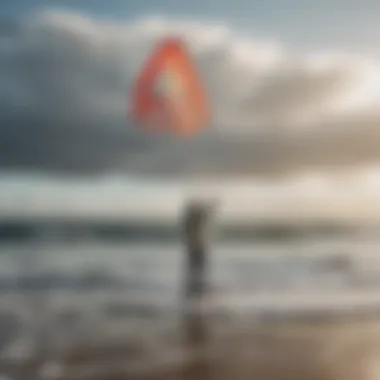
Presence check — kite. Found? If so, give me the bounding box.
[130,37,209,136]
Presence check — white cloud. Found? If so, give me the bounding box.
[1,10,380,177]
[2,170,380,222]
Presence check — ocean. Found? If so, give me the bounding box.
[2,231,380,379]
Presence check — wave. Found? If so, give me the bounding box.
[0,218,371,243]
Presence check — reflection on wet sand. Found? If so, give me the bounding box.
[3,319,375,380]
[0,313,20,354]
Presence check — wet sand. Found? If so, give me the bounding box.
[32,318,379,380]
[126,322,380,380]
[3,308,380,380]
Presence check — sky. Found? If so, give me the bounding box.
[3,169,380,223]
[3,0,380,55]
[2,0,380,218]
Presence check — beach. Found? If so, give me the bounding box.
[30,319,380,380]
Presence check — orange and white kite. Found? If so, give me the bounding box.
[130,37,209,136]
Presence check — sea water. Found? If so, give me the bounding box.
[1,234,380,362]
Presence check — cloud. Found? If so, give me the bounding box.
[1,10,380,177]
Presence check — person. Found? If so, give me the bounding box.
[181,198,217,346]
[182,199,215,301]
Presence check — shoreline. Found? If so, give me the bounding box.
[3,318,380,380]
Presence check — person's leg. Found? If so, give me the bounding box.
[183,248,208,346]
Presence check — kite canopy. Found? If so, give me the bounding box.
[130,37,209,136]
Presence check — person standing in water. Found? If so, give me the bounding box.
[182,200,212,299]
[181,199,217,345]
